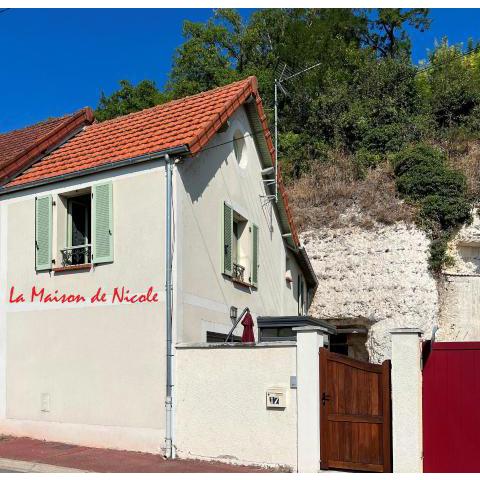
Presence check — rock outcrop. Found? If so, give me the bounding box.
[302,222,439,362]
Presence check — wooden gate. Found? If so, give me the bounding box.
[423,341,480,473]
[319,348,392,472]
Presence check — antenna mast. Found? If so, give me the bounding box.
[271,61,322,203]
[261,61,323,231]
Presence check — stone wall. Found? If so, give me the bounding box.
[302,223,439,362]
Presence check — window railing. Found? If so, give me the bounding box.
[61,244,92,266]
[232,262,246,283]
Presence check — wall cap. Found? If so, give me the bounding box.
[175,341,296,349]
[292,326,329,333]
[390,328,424,335]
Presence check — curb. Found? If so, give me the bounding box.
[0,457,89,473]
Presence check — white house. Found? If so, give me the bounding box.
[0,77,317,455]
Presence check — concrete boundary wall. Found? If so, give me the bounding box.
[175,342,298,470]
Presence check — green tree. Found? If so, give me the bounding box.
[359,8,431,58]
[166,10,245,98]
[164,8,432,177]
[95,7,432,173]
[418,39,480,132]
[392,143,472,270]
[95,80,165,122]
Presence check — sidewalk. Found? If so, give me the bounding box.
[0,436,271,473]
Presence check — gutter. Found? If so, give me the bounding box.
[0,145,189,196]
[164,154,174,459]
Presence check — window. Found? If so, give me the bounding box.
[65,194,91,265]
[222,202,258,287]
[297,275,305,315]
[206,331,241,343]
[232,214,248,282]
[259,327,296,342]
[285,256,293,284]
[35,181,113,271]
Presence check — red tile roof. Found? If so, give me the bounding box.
[6,78,259,188]
[3,77,299,246]
[0,108,94,184]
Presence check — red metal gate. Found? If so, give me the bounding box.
[423,341,480,473]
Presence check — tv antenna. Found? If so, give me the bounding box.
[263,61,323,204]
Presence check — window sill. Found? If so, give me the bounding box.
[53,263,92,273]
[232,277,256,289]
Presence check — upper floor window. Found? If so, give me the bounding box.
[222,201,258,287]
[35,181,113,271]
[65,193,91,265]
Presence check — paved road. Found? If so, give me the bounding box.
[0,470,17,472]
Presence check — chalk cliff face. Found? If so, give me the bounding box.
[437,212,480,342]
[301,223,439,363]
[302,210,480,362]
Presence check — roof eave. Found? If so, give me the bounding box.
[242,94,317,291]
[0,144,190,196]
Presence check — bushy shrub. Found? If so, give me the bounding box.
[279,132,329,181]
[392,143,472,270]
[429,234,455,272]
[420,195,471,230]
[353,149,383,179]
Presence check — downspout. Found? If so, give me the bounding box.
[165,153,174,459]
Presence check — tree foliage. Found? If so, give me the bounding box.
[94,8,480,269]
[392,144,472,270]
[95,80,165,122]
[417,39,480,132]
[359,8,430,58]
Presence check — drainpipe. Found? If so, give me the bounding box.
[165,154,174,459]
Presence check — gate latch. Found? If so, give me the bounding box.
[322,392,331,406]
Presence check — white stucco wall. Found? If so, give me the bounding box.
[175,343,297,469]
[0,162,168,453]
[175,106,305,343]
[302,223,438,362]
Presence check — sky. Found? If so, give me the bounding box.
[1,8,480,133]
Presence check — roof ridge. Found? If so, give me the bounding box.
[93,77,255,128]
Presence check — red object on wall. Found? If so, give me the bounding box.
[241,312,255,343]
[423,341,480,473]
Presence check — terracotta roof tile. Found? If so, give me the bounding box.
[0,116,67,168]
[0,108,94,184]
[6,78,257,188]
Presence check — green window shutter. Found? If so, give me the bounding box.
[35,195,53,271]
[222,202,233,276]
[92,181,113,264]
[251,223,259,287]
